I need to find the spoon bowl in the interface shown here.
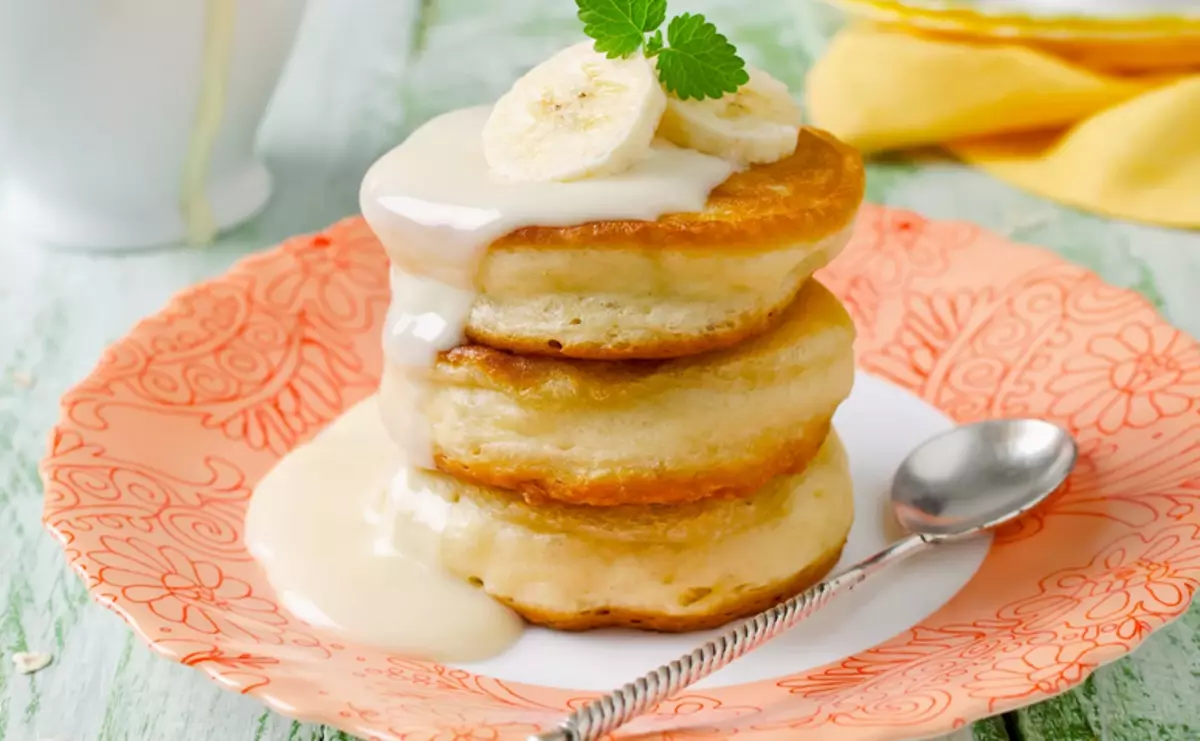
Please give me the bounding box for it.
[892,418,1078,538]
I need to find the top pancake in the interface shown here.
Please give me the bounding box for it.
[384,127,864,361]
[490,127,865,251]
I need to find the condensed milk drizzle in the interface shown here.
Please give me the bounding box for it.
[247,104,735,661]
[361,105,735,467]
[245,397,524,661]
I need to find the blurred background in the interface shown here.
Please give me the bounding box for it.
[3,0,1195,338]
[2,0,1196,249]
[1,1,1200,740]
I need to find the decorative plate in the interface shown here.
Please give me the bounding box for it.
[42,205,1200,740]
[824,0,1200,39]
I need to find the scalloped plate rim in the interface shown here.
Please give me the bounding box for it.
[39,206,1200,740]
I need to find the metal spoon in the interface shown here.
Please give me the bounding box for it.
[530,418,1078,741]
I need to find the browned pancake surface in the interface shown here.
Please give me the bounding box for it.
[493,127,865,251]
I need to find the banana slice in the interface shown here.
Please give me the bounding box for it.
[658,67,803,167]
[482,42,667,182]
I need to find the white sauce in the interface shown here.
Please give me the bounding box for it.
[360,105,736,466]
[249,104,737,659]
[245,396,524,661]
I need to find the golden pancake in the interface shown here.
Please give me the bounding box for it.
[380,280,856,506]
[381,432,854,632]
[385,127,863,360]
[491,128,864,250]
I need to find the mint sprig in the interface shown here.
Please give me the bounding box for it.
[575,0,749,101]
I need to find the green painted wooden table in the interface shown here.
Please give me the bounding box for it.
[2,1,1198,739]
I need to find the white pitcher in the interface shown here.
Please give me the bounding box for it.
[0,0,307,250]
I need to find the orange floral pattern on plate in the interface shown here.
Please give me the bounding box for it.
[41,206,1200,740]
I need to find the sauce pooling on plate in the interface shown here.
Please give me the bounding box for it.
[245,397,524,661]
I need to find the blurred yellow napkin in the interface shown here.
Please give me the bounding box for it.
[806,26,1200,228]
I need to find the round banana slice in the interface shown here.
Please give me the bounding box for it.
[658,66,803,166]
[482,42,667,182]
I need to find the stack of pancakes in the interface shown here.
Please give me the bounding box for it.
[380,128,865,632]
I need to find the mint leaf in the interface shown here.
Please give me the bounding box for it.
[572,2,750,99]
[576,0,667,58]
[645,29,664,56]
[655,13,748,100]
[642,0,668,34]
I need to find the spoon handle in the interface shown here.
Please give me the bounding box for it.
[528,533,934,741]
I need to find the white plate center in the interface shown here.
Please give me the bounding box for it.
[452,372,991,690]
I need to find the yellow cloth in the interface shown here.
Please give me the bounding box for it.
[806,26,1200,228]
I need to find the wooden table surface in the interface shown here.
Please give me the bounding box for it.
[2,1,1199,739]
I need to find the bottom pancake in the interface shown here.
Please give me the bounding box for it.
[503,543,844,633]
[376,432,854,632]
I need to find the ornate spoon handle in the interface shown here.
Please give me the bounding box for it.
[529,534,934,741]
